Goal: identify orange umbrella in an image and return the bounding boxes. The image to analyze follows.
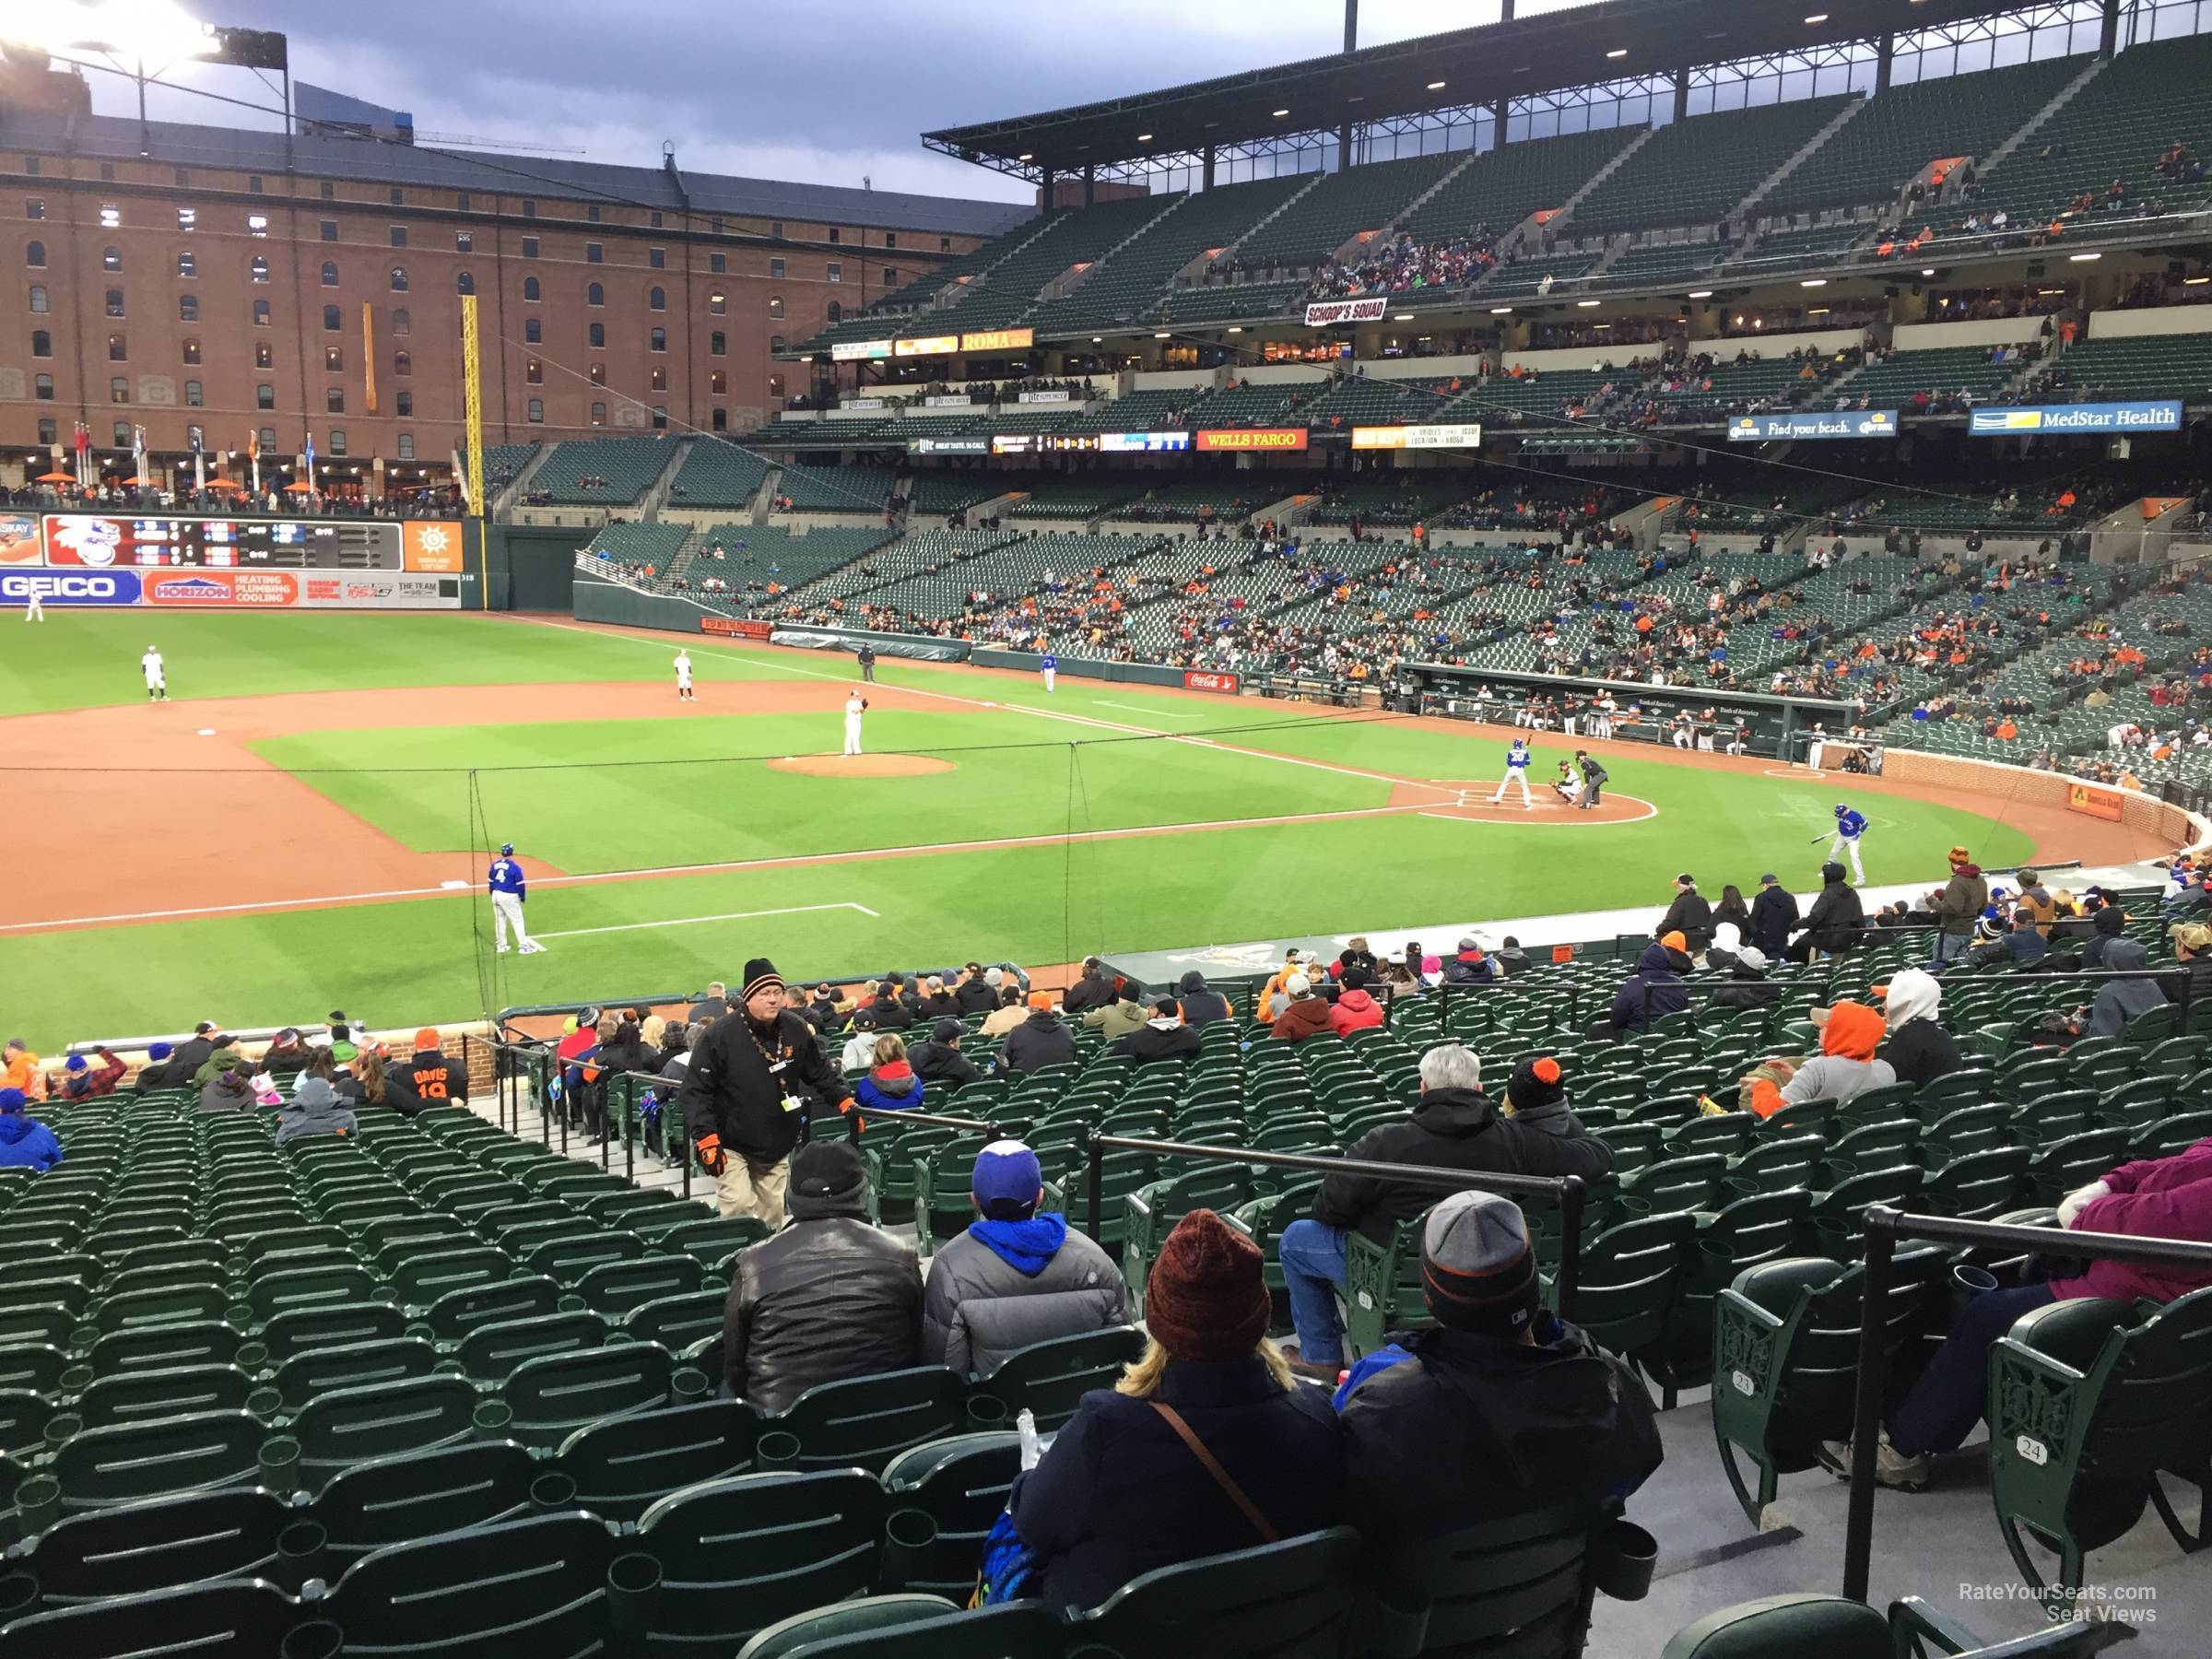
[35,471,74,483]
[119,475,153,486]
[203,478,244,493]
[283,481,315,494]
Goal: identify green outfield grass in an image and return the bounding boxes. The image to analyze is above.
[0,609,2041,1046]
[251,707,1385,876]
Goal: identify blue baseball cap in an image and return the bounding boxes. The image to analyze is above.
[971,1139,1043,1220]
[147,1041,173,1060]
[65,1055,86,1073]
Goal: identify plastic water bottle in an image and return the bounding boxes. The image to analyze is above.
[1017,1407,1042,1471]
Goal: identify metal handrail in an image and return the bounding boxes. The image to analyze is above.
[1841,1204,2212,1602]
[1082,1133,1589,1320]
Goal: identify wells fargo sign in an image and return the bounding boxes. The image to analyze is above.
[1194,428,1309,452]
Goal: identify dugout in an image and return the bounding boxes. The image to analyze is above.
[1402,664,1853,759]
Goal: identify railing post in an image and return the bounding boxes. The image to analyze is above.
[621,1077,636,1183]
[1085,1130,1105,1240]
[1841,1206,1899,1604]
[1553,1175,1585,1322]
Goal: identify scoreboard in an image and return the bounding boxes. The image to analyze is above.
[41,516,406,570]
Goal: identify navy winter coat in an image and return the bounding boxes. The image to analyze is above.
[1011,1355,1344,1611]
[1608,943,1689,1032]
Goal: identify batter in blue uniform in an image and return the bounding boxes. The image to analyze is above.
[1827,803,1868,883]
[1489,737,1534,809]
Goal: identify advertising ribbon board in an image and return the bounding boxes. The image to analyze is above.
[1968,401,2182,435]
[1194,428,1309,452]
[1303,297,1389,326]
[1727,410,1899,441]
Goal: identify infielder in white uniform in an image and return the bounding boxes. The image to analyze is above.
[141,645,167,701]
[842,691,867,757]
[674,649,694,702]
[488,842,543,954]
[1489,736,1535,809]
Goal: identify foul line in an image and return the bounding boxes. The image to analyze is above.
[534,902,879,940]
[0,802,1441,932]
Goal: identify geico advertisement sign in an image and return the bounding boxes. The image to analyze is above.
[1,570,142,605]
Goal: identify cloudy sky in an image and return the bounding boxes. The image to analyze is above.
[69,0,1595,202]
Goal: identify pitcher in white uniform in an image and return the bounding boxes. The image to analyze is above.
[842,692,867,757]
[674,649,694,702]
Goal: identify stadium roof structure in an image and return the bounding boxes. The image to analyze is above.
[0,107,1035,240]
[924,0,2043,181]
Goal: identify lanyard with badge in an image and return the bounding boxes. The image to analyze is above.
[745,1018,807,1114]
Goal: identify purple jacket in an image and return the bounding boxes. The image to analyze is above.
[2051,1137,2212,1306]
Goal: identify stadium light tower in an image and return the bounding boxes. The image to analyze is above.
[3,2,285,157]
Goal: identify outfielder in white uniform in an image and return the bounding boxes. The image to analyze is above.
[488,843,543,954]
[141,646,167,701]
[1489,737,1535,809]
[674,650,694,702]
[842,692,867,757]
[22,588,42,623]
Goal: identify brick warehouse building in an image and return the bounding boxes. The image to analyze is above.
[0,82,1030,486]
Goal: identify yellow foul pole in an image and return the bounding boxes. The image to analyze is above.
[460,292,486,522]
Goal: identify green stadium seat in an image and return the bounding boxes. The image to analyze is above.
[1988,1285,2212,1612]
[633,1470,889,1654]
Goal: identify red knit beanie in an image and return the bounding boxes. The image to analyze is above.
[1145,1209,1271,1363]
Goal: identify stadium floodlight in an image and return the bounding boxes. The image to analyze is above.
[2186,276,2210,286]
[23,0,216,60]
[1153,331,1171,339]
[1136,133,1152,142]
[1489,306,1512,314]
[1804,12,1829,22]
[1800,277,1828,288]
[1427,80,1446,89]
[1226,325,1242,333]
[1687,289,1713,299]
[1018,152,1033,162]
[1606,47,1628,58]
[2068,252,2101,262]
[1394,312,1414,321]
[1921,267,1936,276]
[1576,300,1600,308]
[1272,108,1289,117]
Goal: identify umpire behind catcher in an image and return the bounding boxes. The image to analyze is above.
[677,957,856,1226]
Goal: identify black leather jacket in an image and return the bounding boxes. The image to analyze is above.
[723,1210,921,1412]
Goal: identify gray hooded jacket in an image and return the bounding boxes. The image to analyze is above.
[276,1076,358,1144]
[920,1219,1128,1376]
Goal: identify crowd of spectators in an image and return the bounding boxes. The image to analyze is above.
[1301,229,1501,301]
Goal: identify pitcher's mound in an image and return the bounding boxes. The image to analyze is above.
[769,754,955,779]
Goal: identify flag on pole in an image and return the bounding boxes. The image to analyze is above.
[73,421,89,491]
[248,430,261,497]
[303,430,316,490]
[132,424,147,490]
[191,428,205,495]
[453,446,472,512]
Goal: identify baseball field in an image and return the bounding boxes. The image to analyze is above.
[0,608,2139,1049]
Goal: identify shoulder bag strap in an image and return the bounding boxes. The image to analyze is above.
[1148,1401,1279,1544]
